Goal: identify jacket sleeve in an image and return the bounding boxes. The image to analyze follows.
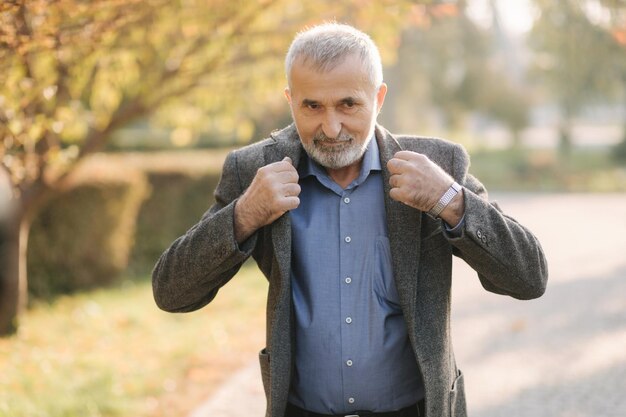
[152,150,258,312]
[447,144,548,300]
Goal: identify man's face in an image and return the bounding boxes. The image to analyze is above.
[285,53,387,169]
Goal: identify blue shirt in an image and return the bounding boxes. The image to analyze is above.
[288,139,424,414]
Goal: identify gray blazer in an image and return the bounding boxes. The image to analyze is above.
[152,124,548,417]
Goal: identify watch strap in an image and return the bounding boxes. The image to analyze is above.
[427,181,462,219]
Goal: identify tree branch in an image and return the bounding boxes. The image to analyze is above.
[156,0,280,87]
[78,99,148,159]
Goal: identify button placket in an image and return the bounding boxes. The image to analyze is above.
[339,190,358,407]
[339,189,363,408]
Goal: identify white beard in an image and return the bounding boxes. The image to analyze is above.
[302,130,372,169]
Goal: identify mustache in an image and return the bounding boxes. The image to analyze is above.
[313,131,353,143]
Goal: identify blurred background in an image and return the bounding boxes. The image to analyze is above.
[1,1,625,416]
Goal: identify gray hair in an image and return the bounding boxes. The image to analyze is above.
[285,23,383,89]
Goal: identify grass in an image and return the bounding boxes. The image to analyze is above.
[468,147,626,192]
[0,263,268,417]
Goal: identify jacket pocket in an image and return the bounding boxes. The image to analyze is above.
[259,348,270,397]
[449,369,467,417]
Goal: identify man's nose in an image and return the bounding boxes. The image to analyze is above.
[321,111,342,139]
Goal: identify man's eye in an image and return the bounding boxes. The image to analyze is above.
[307,103,319,109]
[342,101,357,111]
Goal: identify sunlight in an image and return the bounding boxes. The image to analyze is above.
[466,0,535,34]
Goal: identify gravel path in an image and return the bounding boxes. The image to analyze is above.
[189,193,626,417]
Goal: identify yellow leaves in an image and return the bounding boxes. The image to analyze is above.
[54,104,89,142]
[46,145,80,172]
[87,51,142,128]
[27,117,45,142]
[0,0,431,159]
[5,113,46,147]
[181,22,200,38]
[90,86,122,129]
[7,119,23,137]
[42,85,58,101]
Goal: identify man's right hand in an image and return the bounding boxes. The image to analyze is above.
[234,157,300,243]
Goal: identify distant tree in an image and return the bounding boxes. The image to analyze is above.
[600,0,626,163]
[381,1,531,144]
[474,74,530,148]
[529,0,626,155]
[0,0,423,335]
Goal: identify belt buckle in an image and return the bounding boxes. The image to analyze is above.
[345,415,360,417]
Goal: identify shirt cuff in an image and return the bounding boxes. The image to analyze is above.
[443,214,466,238]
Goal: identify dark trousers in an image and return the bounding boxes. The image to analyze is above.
[284,399,425,417]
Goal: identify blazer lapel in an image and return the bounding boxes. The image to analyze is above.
[263,124,303,287]
[262,125,304,416]
[376,125,422,318]
[265,124,303,167]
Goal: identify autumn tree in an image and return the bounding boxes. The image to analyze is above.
[0,0,423,335]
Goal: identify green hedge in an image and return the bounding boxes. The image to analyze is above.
[129,170,220,274]
[109,151,226,274]
[28,159,149,298]
[27,151,226,298]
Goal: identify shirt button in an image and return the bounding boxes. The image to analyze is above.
[345,317,352,324]
[345,236,351,243]
[348,398,355,404]
[344,197,351,204]
[346,360,353,366]
[345,277,352,284]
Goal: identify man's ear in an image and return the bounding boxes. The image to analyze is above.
[284,87,292,104]
[376,83,388,113]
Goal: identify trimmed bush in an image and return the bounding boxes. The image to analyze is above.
[612,137,626,165]
[28,157,149,298]
[129,170,221,274]
[27,150,227,298]
[107,150,227,275]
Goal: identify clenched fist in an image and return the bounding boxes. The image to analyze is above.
[234,157,301,243]
[387,151,464,225]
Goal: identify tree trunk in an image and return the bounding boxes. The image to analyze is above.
[0,179,49,336]
[0,206,30,336]
[558,119,572,157]
[511,128,522,149]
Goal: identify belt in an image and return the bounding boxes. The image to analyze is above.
[285,400,423,417]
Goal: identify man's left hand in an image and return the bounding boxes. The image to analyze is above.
[387,151,464,226]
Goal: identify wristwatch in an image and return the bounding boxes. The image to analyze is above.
[427,181,462,219]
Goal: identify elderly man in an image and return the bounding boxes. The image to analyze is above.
[153,23,548,417]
